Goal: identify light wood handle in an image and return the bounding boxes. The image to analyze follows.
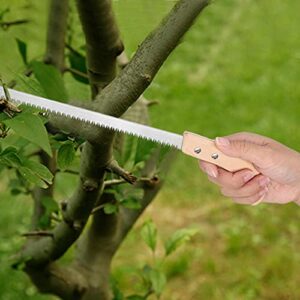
[181,131,259,175]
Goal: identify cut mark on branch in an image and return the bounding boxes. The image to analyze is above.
[106,160,137,184]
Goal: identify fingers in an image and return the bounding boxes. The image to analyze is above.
[199,160,270,205]
[233,191,267,205]
[221,132,274,146]
[215,136,273,169]
[199,161,256,188]
[220,175,269,198]
[198,161,219,178]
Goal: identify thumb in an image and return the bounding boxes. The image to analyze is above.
[215,137,270,168]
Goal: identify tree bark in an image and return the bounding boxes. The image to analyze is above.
[44,0,69,71]
[76,0,124,98]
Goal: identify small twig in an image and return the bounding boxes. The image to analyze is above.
[56,169,79,175]
[135,176,160,189]
[106,160,137,184]
[64,67,88,79]
[91,204,106,214]
[65,43,82,56]
[103,176,160,189]
[21,231,54,238]
[117,52,129,69]
[143,99,159,107]
[0,19,29,30]
[104,179,126,187]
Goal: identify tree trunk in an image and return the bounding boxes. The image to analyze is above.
[19,0,210,299]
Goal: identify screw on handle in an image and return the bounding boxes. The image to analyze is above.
[181,131,259,175]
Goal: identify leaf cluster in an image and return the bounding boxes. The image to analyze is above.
[112,219,199,300]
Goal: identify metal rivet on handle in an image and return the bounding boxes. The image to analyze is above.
[211,153,219,159]
[194,147,202,154]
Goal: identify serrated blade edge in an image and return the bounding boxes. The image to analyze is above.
[1,88,183,149]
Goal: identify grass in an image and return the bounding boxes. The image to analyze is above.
[1,0,300,299]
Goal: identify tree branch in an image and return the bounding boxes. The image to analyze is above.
[92,0,210,117]
[20,0,210,273]
[75,0,124,98]
[51,0,210,143]
[117,150,176,248]
[44,0,69,70]
[106,159,137,184]
[19,0,121,269]
[0,19,29,30]
[26,263,88,300]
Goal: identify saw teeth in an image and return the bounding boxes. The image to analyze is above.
[4,88,183,149]
[17,103,174,147]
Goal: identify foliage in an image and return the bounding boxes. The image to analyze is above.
[1,0,300,299]
[112,219,199,300]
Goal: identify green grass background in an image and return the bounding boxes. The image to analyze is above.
[1,0,300,299]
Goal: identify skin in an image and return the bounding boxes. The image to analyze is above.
[199,132,300,205]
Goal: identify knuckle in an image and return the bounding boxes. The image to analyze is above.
[260,143,276,166]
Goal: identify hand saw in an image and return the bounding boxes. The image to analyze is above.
[0,87,258,175]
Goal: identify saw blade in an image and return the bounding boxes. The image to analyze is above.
[0,87,183,149]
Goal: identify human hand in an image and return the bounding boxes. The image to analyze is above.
[199,132,300,205]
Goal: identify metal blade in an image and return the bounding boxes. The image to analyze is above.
[0,87,183,149]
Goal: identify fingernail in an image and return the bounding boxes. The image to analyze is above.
[243,171,255,182]
[216,137,230,147]
[205,168,218,178]
[252,188,268,206]
[259,177,270,187]
[258,186,268,197]
[252,195,264,206]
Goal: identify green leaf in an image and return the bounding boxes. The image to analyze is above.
[141,220,157,253]
[18,166,48,188]
[149,269,166,297]
[68,50,89,84]
[57,141,76,170]
[0,112,10,122]
[158,145,171,163]
[164,228,199,256]
[3,113,52,156]
[104,203,118,215]
[135,139,157,165]
[22,159,53,184]
[121,198,141,210]
[122,135,138,168]
[0,147,22,168]
[16,38,27,65]
[111,278,125,300]
[32,61,68,102]
[16,74,46,97]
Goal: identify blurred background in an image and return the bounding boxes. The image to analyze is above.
[1,0,300,299]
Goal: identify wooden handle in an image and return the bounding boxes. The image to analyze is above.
[181,131,259,175]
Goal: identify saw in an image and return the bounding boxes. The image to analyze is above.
[0,87,258,175]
